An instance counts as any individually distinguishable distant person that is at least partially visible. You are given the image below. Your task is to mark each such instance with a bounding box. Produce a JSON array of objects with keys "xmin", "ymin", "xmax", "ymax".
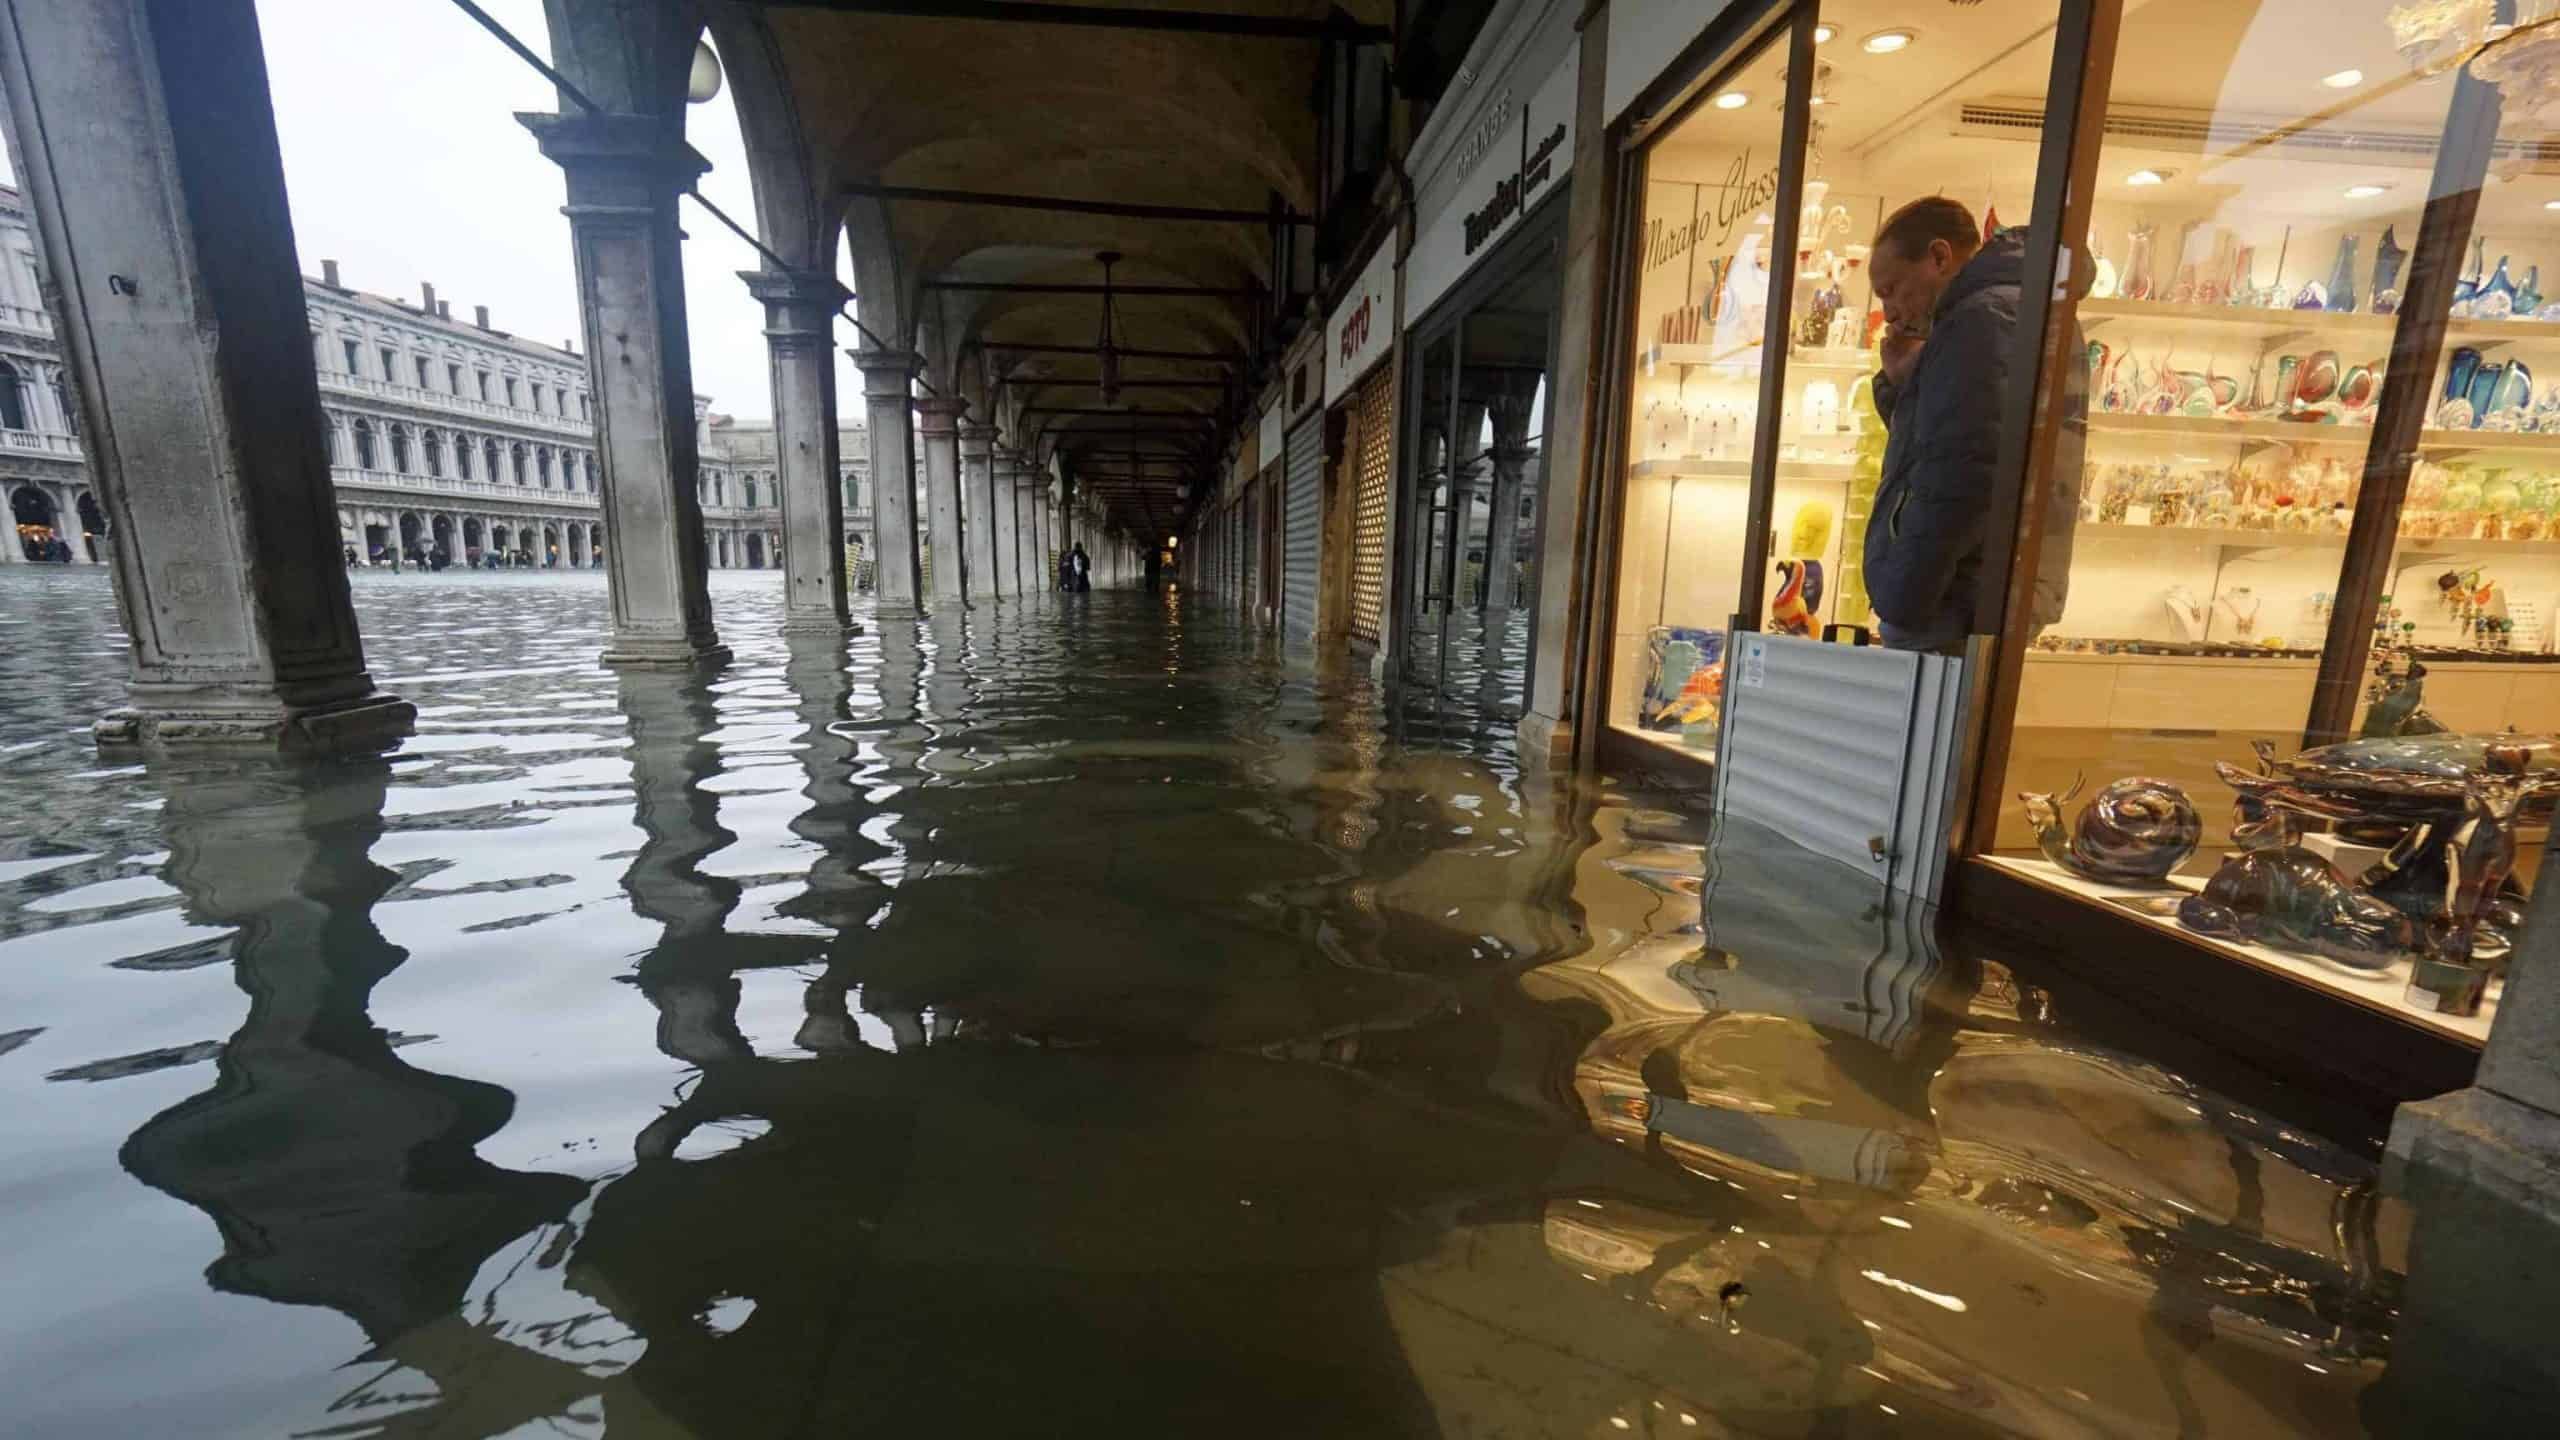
[
  {"xmin": 1057, "ymin": 549, "xmax": 1074, "ymax": 592},
  {"xmin": 1070, "ymin": 542, "xmax": 1091, "ymax": 593},
  {"xmin": 1864, "ymin": 195, "xmax": 2023, "ymax": 655},
  {"xmin": 1143, "ymin": 547, "xmax": 1162, "ymax": 592}
]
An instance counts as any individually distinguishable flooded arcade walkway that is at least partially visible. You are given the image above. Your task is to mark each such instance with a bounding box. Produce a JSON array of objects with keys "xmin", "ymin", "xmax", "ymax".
[{"xmin": 0, "ymin": 567, "xmax": 2526, "ymax": 1436}]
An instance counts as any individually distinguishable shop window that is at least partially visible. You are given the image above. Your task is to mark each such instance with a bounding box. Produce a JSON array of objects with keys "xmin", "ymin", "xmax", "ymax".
[{"xmin": 1979, "ymin": 0, "xmax": 2501, "ymax": 1040}]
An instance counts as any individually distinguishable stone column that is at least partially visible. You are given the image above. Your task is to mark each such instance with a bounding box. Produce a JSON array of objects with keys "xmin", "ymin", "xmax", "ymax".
[
  {"xmin": 855, "ymin": 348, "xmax": 921, "ymax": 616},
  {"xmin": 959, "ymin": 419, "xmax": 998, "ymax": 602},
  {"xmin": 743, "ymin": 268, "xmax": 854, "ymax": 636},
  {"xmin": 993, "ymin": 447, "xmax": 1025, "ymax": 600},
  {"xmin": 2390, "ymin": 871, "xmax": 2560, "ymax": 1215},
  {"xmin": 914, "ymin": 395, "xmax": 969, "ymax": 610},
  {"xmin": 519, "ymin": 109, "xmax": 726, "ymax": 669},
  {"xmin": 0, "ymin": 0, "xmax": 409, "ymax": 747}
]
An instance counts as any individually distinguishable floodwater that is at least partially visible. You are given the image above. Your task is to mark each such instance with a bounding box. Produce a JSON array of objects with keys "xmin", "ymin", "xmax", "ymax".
[{"xmin": 0, "ymin": 565, "xmax": 2542, "ymax": 1436}]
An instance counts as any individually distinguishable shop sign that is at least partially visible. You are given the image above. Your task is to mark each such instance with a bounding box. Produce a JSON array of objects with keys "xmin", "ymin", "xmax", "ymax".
[
  {"xmin": 1258, "ymin": 392, "xmax": 1285, "ymax": 462},
  {"xmin": 1325, "ymin": 243, "xmax": 1396, "ymax": 407},
  {"xmin": 1405, "ymin": 36, "xmax": 1579, "ymax": 321}
]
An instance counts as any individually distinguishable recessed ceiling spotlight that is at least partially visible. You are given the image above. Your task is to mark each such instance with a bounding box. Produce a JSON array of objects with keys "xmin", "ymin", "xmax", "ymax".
[
  {"xmin": 1814, "ymin": 23, "xmax": 1836, "ymax": 43},
  {"xmin": 1714, "ymin": 90, "xmax": 1750, "ymax": 110},
  {"xmin": 2126, "ymin": 168, "xmax": 2170, "ymax": 187},
  {"xmin": 2546, "ymin": 199, "xmax": 2560, "ymax": 210},
  {"xmin": 2322, "ymin": 68, "xmax": 2365, "ymax": 88},
  {"xmin": 2344, "ymin": 183, "xmax": 2390, "ymax": 198},
  {"xmin": 1862, "ymin": 29, "xmax": 1915, "ymax": 54}
]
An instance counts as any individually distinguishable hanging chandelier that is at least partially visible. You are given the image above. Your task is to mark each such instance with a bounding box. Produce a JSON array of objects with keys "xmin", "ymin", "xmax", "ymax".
[{"xmin": 1095, "ymin": 250, "xmax": 1124, "ymax": 408}]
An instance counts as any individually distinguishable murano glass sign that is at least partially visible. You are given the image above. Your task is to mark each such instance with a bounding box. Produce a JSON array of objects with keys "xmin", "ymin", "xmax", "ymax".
[{"xmin": 1645, "ymin": 147, "xmax": 1782, "ymax": 275}]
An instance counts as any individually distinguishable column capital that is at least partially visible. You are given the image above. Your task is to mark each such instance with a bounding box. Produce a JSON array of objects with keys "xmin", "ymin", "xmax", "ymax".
[
  {"xmin": 854, "ymin": 348, "xmax": 920, "ymax": 398},
  {"xmin": 517, "ymin": 111, "xmax": 708, "ymax": 199},
  {"xmin": 739, "ymin": 266, "xmax": 849, "ymax": 309},
  {"xmin": 958, "ymin": 418, "xmax": 995, "ymax": 458},
  {"xmin": 915, "ymin": 395, "xmax": 970, "ymax": 437}
]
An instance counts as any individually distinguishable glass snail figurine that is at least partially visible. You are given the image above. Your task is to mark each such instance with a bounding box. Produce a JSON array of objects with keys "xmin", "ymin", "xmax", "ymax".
[{"xmin": 2018, "ymin": 774, "xmax": 2203, "ymax": 884}]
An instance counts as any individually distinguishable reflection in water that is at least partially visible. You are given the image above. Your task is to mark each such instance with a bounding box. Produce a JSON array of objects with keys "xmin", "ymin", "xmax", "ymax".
[{"xmin": 0, "ymin": 566, "xmax": 2544, "ymax": 1433}]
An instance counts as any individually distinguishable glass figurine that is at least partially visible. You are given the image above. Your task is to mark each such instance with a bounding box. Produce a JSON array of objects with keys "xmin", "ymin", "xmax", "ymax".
[
  {"xmin": 2370, "ymin": 224, "xmax": 2407, "ymax": 315},
  {"xmin": 2324, "ymin": 233, "xmax": 2360, "ymax": 312}
]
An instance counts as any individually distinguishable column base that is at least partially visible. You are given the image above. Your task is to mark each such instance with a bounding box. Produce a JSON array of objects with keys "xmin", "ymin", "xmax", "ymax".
[
  {"xmin": 95, "ymin": 689, "xmax": 416, "ymax": 752},
  {"xmin": 2388, "ymin": 1085, "xmax": 2560, "ymax": 1219},
  {"xmin": 780, "ymin": 615, "xmax": 865, "ymax": 638},
  {"xmin": 870, "ymin": 603, "xmax": 921, "ymax": 622},
  {"xmin": 1515, "ymin": 709, "xmax": 1575, "ymax": 771},
  {"xmin": 598, "ymin": 634, "xmax": 733, "ymax": 670}
]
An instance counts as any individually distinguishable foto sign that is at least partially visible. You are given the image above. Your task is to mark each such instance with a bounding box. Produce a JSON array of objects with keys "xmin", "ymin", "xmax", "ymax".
[{"xmin": 1324, "ymin": 241, "xmax": 1396, "ymax": 407}]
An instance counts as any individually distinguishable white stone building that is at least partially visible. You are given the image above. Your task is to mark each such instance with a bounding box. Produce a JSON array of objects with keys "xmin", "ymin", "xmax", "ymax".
[{"xmin": 1, "ymin": 183, "xmax": 866, "ymax": 572}]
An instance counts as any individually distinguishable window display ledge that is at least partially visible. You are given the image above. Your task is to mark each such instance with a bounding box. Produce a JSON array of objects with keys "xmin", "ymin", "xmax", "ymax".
[{"xmin": 1979, "ymin": 854, "xmax": 2495, "ymax": 1046}]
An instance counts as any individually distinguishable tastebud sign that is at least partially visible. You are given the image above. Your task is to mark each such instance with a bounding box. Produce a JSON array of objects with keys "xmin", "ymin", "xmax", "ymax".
[
  {"xmin": 1325, "ymin": 242, "xmax": 1396, "ymax": 407},
  {"xmin": 1405, "ymin": 37, "xmax": 1580, "ymax": 321}
]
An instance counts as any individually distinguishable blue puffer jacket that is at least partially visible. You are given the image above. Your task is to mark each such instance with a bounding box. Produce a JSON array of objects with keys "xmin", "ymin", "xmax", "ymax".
[{"xmin": 1864, "ymin": 228, "xmax": 2026, "ymax": 654}]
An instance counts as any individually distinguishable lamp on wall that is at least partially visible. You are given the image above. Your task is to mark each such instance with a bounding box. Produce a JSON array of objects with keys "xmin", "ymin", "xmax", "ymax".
[
  {"xmin": 686, "ymin": 39, "xmax": 725, "ymax": 104},
  {"xmin": 1095, "ymin": 250, "xmax": 1125, "ymax": 408}
]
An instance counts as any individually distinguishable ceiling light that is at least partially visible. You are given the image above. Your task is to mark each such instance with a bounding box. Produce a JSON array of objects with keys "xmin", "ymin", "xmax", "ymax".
[
  {"xmin": 2344, "ymin": 183, "xmax": 2389, "ymax": 198},
  {"xmin": 1814, "ymin": 23, "xmax": 1836, "ymax": 43},
  {"xmin": 2126, "ymin": 168, "xmax": 2168, "ymax": 187},
  {"xmin": 1714, "ymin": 90, "xmax": 1750, "ymax": 110},
  {"xmin": 1862, "ymin": 29, "xmax": 1915, "ymax": 54},
  {"xmin": 2544, "ymin": 199, "xmax": 2560, "ymax": 210},
  {"xmin": 2322, "ymin": 68, "xmax": 2364, "ymax": 89},
  {"xmin": 1808, "ymin": 93, "xmax": 1828, "ymax": 105}
]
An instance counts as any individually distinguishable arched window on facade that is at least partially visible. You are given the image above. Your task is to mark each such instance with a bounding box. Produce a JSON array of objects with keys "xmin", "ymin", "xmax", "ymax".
[
  {"xmin": 511, "ymin": 443, "xmax": 528, "ymax": 486},
  {"xmin": 0, "ymin": 358, "xmax": 27, "ymax": 432},
  {"xmin": 319, "ymin": 414, "xmax": 337, "ymax": 465},
  {"xmin": 50, "ymin": 372, "xmax": 75, "ymax": 438},
  {"xmin": 536, "ymin": 449, "xmax": 553, "ymax": 489},
  {"xmin": 485, "ymin": 439, "xmax": 501, "ymax": 481},
  {"xmin": 424, "ymin": 430, "xmax": 444, "ymax": 477},
  {"xmin": 714, "ymin": 474, "xmax": 726, "ymax": 507},
  {"xmin": 585, "ymin": 455, "xmax": 598, "ymax": 493},
  {"xmin": 454, "ymin": 433, "xmax": 472, "ymax": 479},
  {"xmin": 389, "ymin": 424, "xmax": 411, "ymax": 473},
  {"xmin": 353, "ymin": 419, "xmax": 377, "ymax": 469}
]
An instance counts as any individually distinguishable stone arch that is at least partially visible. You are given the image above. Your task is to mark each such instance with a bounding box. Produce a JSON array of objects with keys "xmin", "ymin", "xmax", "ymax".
[
  {"xmin": 388, "ymin": 423, "xmax": 412, "ymax": 474},
  {"xmin": 510, "ymin": 442, "xmax": 529, "ymax": 486},
  {"xmin": 543, "ymin": 523, "xmax": 561, "ymax": 567},
  {"xmin": 462, "ymin": 515, "xmax": 485, "ymax": 555},
  {"xmin": 352, "ymin": 418, "xmax": 377, "ymax": 469},
  {"xmin": 396, "ymin": 512, "xmax": 423, "ymax": 558},
  {"xmin": 745, "ymin": 531, "xmax": 765, "ymax": 568},
  {"xmin": 429, "ymin": 513, "xmax": 454, "ymax": 559}
]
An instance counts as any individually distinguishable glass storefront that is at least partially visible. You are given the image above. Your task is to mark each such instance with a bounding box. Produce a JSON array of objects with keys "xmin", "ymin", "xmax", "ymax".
[
  {"xmin": 1396, "ymin": 199, "xmax": 1566, "ymax": 726},
  {"xmin": 1592, "ymin": 0, "xmax": 2541, "ymax": 1068},
  {"xmin": 1604, "ymin": 1, "xmax": 2060, "ymax": 771}
]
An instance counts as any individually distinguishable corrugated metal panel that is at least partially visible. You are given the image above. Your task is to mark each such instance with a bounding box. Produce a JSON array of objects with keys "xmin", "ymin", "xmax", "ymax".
[
  {"xmin": 1283, "ymin": 412, "xmax": 1322, "ymax": 642},
  {"xmin": 1715, "ymin": 634, "xmax": 1919, "ymax": 882},
  {"xmin": 1713, "ymin": 633, "xmax": 1970, "ymax": 900},
  {"xmin": 1241, "ymin": 476, "xmax": 1262, "ymax": 614},
  {"xmin": 1349, "ymin": 367, "xmax": 1393, "ymax": 645}
]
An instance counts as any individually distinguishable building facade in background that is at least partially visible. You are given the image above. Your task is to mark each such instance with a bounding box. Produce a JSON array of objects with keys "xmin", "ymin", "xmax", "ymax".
[{"xmin": 0, "ymin": 183, "xmax": 867, "ymax": 572}]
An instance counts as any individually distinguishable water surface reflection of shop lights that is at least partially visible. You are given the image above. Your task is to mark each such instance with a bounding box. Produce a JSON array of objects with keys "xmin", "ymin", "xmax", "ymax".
[{"xmin": 1858, "ymin": 1268, "xmax": 1968, "ymax": 1313}]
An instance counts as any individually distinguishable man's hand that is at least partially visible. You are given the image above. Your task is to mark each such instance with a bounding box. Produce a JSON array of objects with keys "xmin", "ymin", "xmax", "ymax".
[{"xmin": 1879, "ymin": 327, "xmax": 1925, "ymax": 387}]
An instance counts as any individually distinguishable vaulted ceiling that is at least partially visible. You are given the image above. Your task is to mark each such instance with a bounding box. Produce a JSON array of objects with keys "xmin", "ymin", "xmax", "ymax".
[{"xmin": 714, "ymin": 0, "xmax": 1395, "ymax": 538}]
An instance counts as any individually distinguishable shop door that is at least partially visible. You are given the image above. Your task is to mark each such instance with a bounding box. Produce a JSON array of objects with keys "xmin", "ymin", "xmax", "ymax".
[
  {"xmin": 1348, "ymin": 368, "xmax": 1393, "ymax": 647},
  {"xmin": 1394, "ymin": 213, "xmax": 1564, "ymax": 727},
  {"xmin": 1284, "ymin": 411, "xmax": 1324, "ymax": 642}
]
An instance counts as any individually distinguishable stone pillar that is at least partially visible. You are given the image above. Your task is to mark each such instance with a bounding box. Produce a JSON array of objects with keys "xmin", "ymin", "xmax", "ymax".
[
  {"xmin": 960, "ymin": 420, "xmax": 999, "ymax": 602},
  {"xmin": 519, "ymin": 109, "xmax": 726, "ymax": 669},
  {"xmin": 855, "ymin": 348, "xmax": 921, "ymax": 616},
  {"xmin": 0, "ymin": 0, "xmax": 409, "ymax": 748},
  {"xmin": 743, "ymin": 267, "xmax": 854, "ymax": 636},
  {"xmin": 993, "ymin": 447, "xmax": 1025, "ymax": 600},
  {"xmin": 915, "ymin": 395, "xmax": 969, "ymax": 610}
]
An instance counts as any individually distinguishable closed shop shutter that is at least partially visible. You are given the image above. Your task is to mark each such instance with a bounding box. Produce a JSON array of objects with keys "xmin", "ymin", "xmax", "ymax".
[
  {"xmin": 1349, "ymin": 366, "xmax": 1394, "ymax": 646},
  {"xmin": 1241, "ymin": 478, "xmax": 1261, "ymax": 614},
  {"xmin": 1283, "ymin": 411, "xmax": 1322, "ymax": 642}
]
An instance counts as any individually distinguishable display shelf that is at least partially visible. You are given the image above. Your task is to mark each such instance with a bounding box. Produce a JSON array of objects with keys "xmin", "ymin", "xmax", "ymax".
[
  {"xmin": 2079, "ymin": 298, "xmax": 2393, "ymax": 342},
  {"xmin": 2075, "ymin": 521, "xmax": 2347, "ymax": 550},
  {"xmin": 2415, "ymin": 427, "xmax": 2560, "ymax": 455},
  {"xmin": 1981, "ymin": 854, "xmax": 2495, "ymax": 1044},
  {"xmin": 1628, "ymin": 457, "xmax": 1859, "ymax": 483},
  {"xmin": 2444, "ymin": 315, "xmax": 2560, "ymax": 346},
  {"xmin": 2085, "ymin": 411, "xmax": 2373, "ymax": 446},
  {"xmin": 1641, "ymin": 341, "xmax": 1873, "ymax": 375}
]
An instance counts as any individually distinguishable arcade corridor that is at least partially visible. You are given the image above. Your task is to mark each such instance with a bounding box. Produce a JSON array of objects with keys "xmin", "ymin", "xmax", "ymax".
[{"xmin": 0, "ymin": 565, "xmax": 2538, "ymax": 1435}]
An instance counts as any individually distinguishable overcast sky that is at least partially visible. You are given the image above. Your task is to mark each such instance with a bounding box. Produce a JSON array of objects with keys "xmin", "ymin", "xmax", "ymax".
[{"xmin": 237, "ymin": 0, "xmax": 833, "ymax": 425}]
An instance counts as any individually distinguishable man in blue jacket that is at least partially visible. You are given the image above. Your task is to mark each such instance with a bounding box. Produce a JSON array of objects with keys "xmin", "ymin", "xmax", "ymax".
[{"xmin": 1864, "ymin": 196, "xmax": 2030, "ymax": 655}]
